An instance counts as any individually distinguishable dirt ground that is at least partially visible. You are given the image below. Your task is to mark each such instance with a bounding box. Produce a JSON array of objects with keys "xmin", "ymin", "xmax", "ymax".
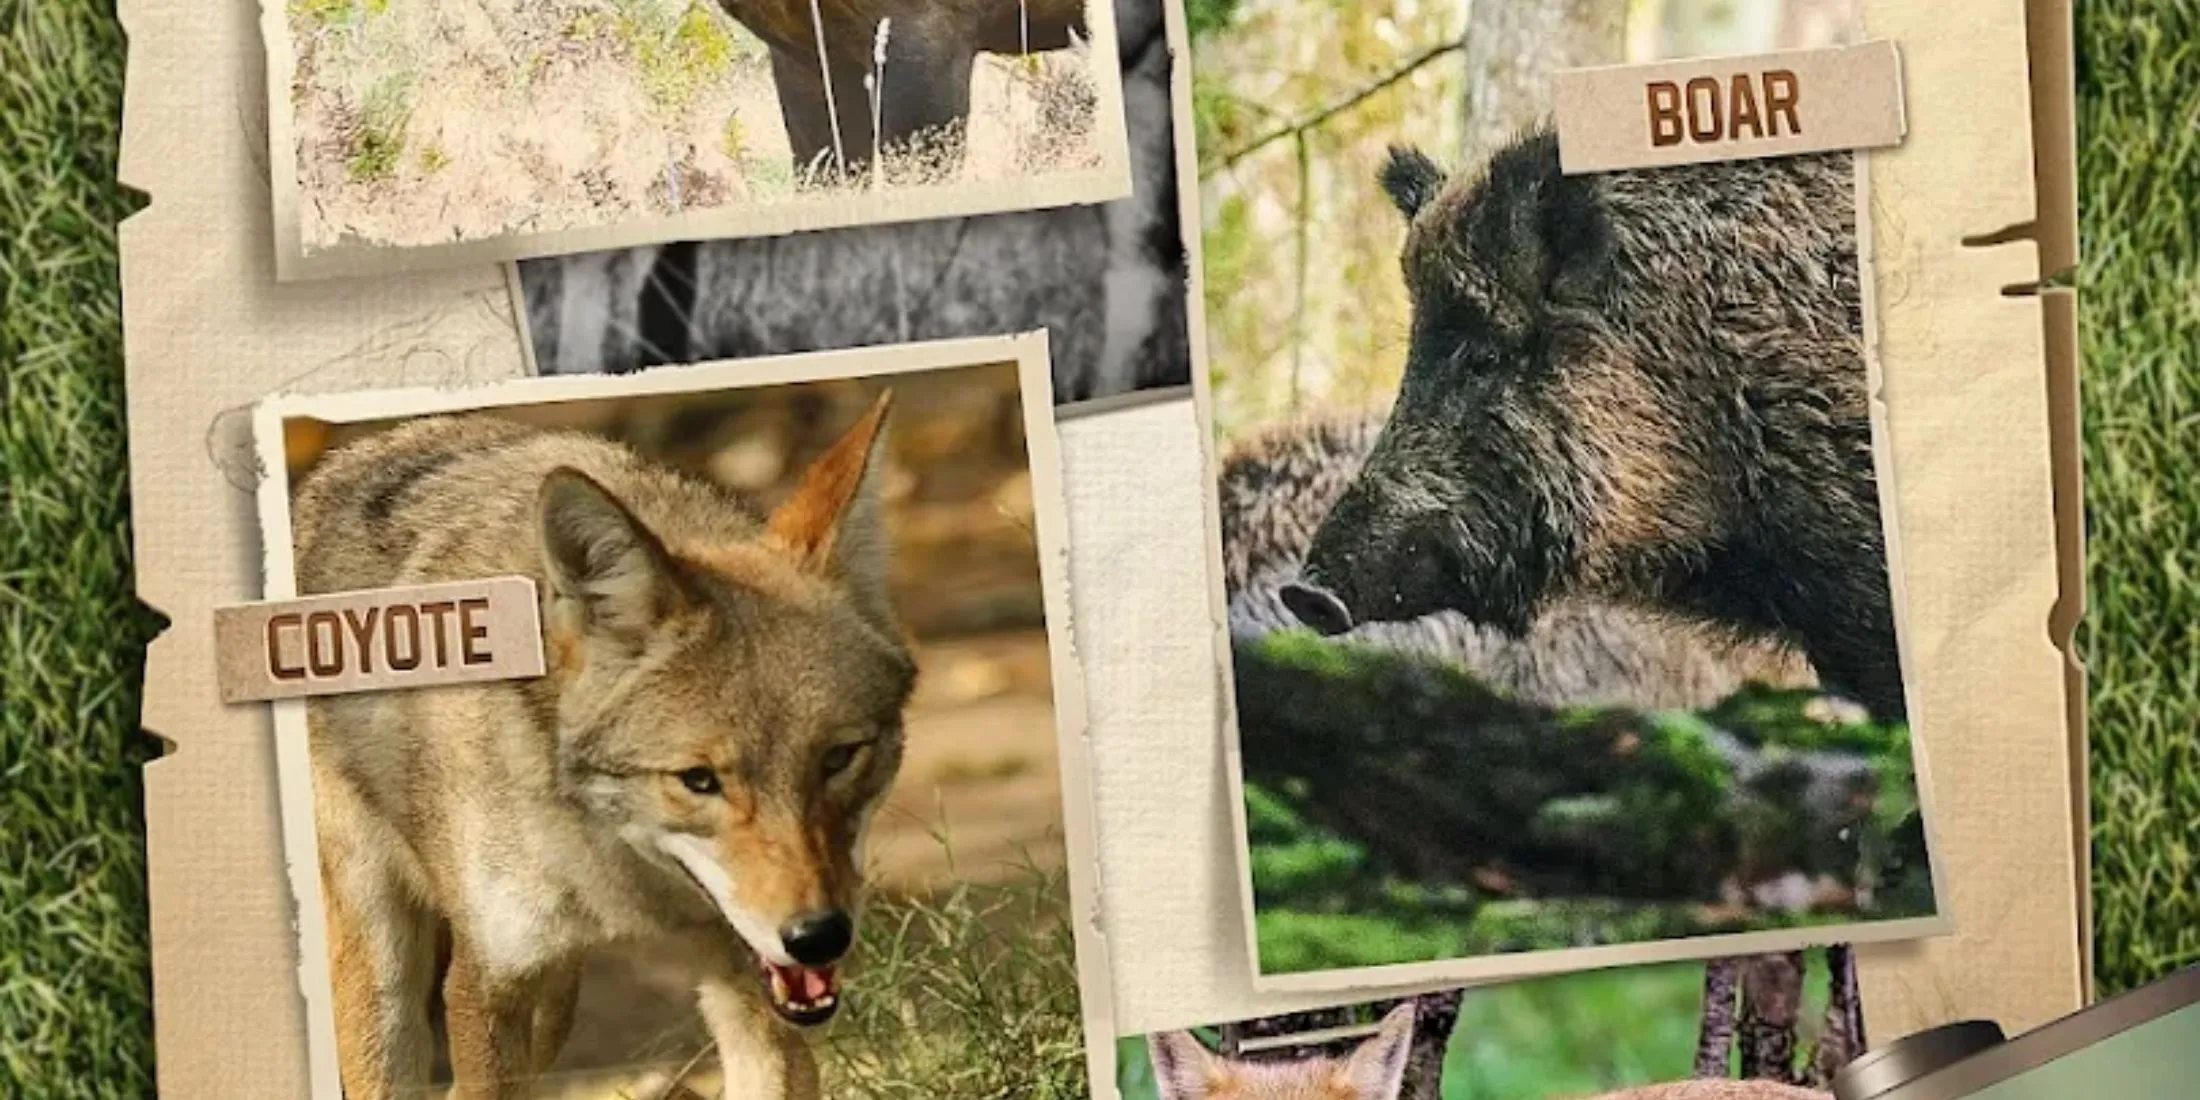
[{"xmin": 286, "ymin": 0, "xmax": 1109, "ymax": 251}]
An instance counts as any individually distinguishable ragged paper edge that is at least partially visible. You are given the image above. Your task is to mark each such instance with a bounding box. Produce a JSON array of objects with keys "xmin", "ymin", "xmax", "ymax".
[
  {"xmin": 259, "ymin": 0, "xmax": 1135, "ymax": 282},
  {"xmin": 243, "ymin": 333, "xmax": 1124, "ymax": 1098},
  {"xmin": 2021, "ymin": 0, "xmax": 2088, "ymax": 1005}
]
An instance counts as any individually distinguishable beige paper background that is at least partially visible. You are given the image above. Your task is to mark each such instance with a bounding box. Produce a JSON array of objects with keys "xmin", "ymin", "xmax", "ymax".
[
  {"xmin": 1553, "ymin": 40, "xmax": 1907, "ymax": 172},
  {"xmin": 261, "ymin": 0, "xmax": 1136, "ymax": 281},
  {"xmin": 121, "ymin": 0, "xmax": 2081, "ymax": 1093}
]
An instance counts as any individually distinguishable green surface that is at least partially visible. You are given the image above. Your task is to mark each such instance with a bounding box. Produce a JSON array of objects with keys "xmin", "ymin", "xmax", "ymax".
[
  {"xmin": 1, "ymin": 0, "xmax": 162, "ymax": 1095},
  {"xmin": 2075, "ymin": 0, "xmax": 2200, "ymax": 994},
  {"xmin": 0, "ymin": 0, "xmax": 2195, "ymax": 1095}
]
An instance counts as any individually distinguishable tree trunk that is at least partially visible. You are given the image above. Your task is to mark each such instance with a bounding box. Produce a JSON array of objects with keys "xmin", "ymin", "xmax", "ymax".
[
  {"xmin": 1459, "ymin": 0, "xmax": 1628, "ymax": 160},
  {"xmin": 1738, "ymin": 951, "xmax": 1806, "ymax": 1083},
  {"xmin": 1808, "ymin": 943, "xmax": 1868, "ymax": 1085},
  {"xmin": 1695, "ymin": 956, "xmax": 1741, "ymax": 1077}
]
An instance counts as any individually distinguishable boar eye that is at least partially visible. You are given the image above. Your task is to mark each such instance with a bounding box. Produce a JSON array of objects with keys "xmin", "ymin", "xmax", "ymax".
[
  {"xmin": 821, "ymin": 743, "xmax": 866, "ymax": 778},
  {"xmin": 676, "ymin": 766, "xmax": 722, "ymax": 795}
]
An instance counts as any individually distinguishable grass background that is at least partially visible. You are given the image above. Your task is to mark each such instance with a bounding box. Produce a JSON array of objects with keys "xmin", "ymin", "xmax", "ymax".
[{"xmin": 0, "ymin": 0, "xmax": 2193, "ymax": 1096}]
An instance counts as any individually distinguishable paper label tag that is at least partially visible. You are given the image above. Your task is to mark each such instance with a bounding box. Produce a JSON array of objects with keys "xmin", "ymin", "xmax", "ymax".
[
  {"xmin": 214, "ymin": 577, "xmax": 546, "ymax": 703},
  {"xmin": 1554, "ymin": 40, "xmax": 1906, "ymax": 174}
]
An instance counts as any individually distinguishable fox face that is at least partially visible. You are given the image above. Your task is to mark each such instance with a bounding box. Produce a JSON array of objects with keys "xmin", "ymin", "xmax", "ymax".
[
  {"xmin": 535, "ymin": 394, "xmax": 915, "ymax": 1028},
  {"xmin": 1149, "ymin": 1003, "xmax": 1415, "ymax": 1100}
]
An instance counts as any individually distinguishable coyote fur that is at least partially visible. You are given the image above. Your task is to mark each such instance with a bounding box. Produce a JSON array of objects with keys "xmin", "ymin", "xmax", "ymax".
[
  {"xmin": 1148, "ymin": 1003, "xmax": 1830, "ymax": 1100},
  {"xmin": 292, "ymin": 394, "xmax": 912, "ymax": 1100}
]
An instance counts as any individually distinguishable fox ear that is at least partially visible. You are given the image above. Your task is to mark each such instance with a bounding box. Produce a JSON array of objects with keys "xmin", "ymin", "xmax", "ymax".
[
  {"xmin": 1381, "ymin": 146, "xmax": 1445, "ymax": 218},
  {"xmin": 1337, "ymin": 1003, "xmax": 1416, "ymax": 1100},
  {"xmin": 537, "ymin": 467, "xmax": 682, "ymax": 641},
  {"xmin": 1149, "ymin": 1031, "xmax": 1225, "ymax": 1100},
  {"xmin": 768, "ymin": 391, "xmax": 894, "ymax": 618}
]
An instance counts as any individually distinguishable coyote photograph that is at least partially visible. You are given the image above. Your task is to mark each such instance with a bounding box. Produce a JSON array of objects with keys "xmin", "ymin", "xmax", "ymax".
[
  {"xmin": 270, "ymin": 0, "xmax": 1131, "ymax": 272},
  {"xmin": 1120, "ymin": 948, "xmax": 1866, "ymax": 1100},
  {"xmin": 1192, "ymin": 0, "xmax": 1941, "ymax": 982},
  {"xmin": 251, "ymin": 343, "xmax": 1105, "ymax": 1099}
]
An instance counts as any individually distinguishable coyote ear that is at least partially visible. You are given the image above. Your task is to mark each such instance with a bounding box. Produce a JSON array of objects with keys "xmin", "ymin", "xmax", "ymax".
[
  {"xmin": 537, "ymin": 468, "xmax": 682, "ymax": 641},
  {"xmin": 768, "ymin": 391, "xmax": 894, "ymax": 617},
  {"xmin": 1380, "ymin": 146, "xmax": 1445, "ymax": 218},
  {"xmin": 1337, "ymin": 1003, "xmax": 1416, "ymax": 1100},
  {"xmin": 1148, "ymin": 1030, "xmax": 1226, "ymax": 1100}
]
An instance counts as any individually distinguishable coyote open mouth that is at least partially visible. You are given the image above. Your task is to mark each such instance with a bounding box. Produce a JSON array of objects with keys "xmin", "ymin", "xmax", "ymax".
[{"xmin": 762, "ymin": 960, "xmax": 841, "ymax": 1026}]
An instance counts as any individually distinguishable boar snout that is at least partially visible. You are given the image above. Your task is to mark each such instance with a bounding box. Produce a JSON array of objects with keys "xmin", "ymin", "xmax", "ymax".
[{"xmin": 1280, "ymin": 581, "xmax": 1355, "ymax": 636}]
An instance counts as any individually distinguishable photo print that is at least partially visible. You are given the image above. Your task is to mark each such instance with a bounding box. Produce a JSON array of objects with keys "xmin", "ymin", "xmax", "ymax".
[
  {"xmin": 1117, "ymin": 947, "xmax": 1868, "ymax": 1100},
  {"xmin": 514, "ymin": 0, "xmax": 1192, "ymax": 406},
  {"xmin": 246, "ymin": 336, "xmax": 1115, "ymax": 1099},
  {"xmin": 266, "ymin": 0, "xmax": 1133, "ymax": 277},
  {"xmin": 1194, "ymin": 0, "xmax": 1945, "ymax": 987}
]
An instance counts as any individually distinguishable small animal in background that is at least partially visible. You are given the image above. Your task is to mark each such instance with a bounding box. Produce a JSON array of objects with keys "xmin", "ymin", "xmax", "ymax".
[{"xmin": 1147, "ymin": 1003, "xmax": 1416, "ymax": 1100}]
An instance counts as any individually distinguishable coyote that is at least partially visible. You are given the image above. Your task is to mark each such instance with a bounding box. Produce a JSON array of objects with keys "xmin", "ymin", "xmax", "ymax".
[
  {"xmin": 292, "ymin": 394, "xmax": 912, "ymax": 1100},
  {"xmin": 1146, "ymin": 1002, "xmax": 1831, "ymax": 1100}
]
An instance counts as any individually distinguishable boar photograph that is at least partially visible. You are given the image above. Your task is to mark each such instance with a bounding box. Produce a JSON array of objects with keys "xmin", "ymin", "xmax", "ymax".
[
  {"xmin": 1194, "ymin": 0, "xmax": 1942, "ymax": 981},
  {"xmin": 252, "ymin": 346, "xmax": 1110, "ymax": 1099},
  {"xmin": 516, "ymin": 0, "xmax": 1190, "ymax": 405},
  {"xmin": 1118, "ymin": 947, "xmax": 1866, "ymax": 1100},
  {"xmin": 269, "ymin": 0, "xmax": 1132, "ymax": 275}
]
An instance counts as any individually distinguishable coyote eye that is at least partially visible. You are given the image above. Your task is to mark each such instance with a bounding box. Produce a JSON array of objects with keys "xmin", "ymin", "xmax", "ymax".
[
  {"xmin": 676, "ymin": 766, "xmax": 722, "ymax": 795},
  {"xmin": 821, "ymin": 743, "xmax": 864, "ymax": 778}
]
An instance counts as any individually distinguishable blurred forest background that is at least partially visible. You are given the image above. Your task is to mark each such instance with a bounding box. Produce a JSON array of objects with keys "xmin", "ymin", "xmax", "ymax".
[
  {"xmin": 281, "ymin": 363, "xmax": 1091, "ymax": 1098},
  {"xmin": 1190, "ymin": 0, "xmax": 1854, "ymax": 442},
  {"xmin": 1115, "ymin": 949, "xmax": 1853, "ymax": 1100}
]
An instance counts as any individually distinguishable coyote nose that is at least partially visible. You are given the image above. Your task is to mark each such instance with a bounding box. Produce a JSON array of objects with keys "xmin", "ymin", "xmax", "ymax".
[
  {"xmin": 780, "ymin": 910, "xmax": 854, "ymax": 966},
  {"xmin": 1281, "ymin": 582, "xmax": 1354, "ymax": 636}
]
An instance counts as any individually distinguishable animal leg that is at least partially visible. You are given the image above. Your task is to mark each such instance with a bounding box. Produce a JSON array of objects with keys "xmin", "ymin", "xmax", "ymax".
[
  {"xmin": 320, "ymin": 816, "xmax": 438, "ymax": 1099},
  {"xmin": 527, "ymin": 960, "xmax": 582, "ymax": 1074},
  {"xmin": 698, "ymin": 974, "xmax": 821, "ymax": 1100},
  {"xmin": 441, "ymin": 938, "xmax": 547, "ymax": 1100},
  {"xmin": 769, "ymin": 49, "xmax": 876, "ymax": 179}
]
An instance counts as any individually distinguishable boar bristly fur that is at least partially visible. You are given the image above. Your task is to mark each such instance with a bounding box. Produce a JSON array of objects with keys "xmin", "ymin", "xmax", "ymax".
[{"xmin": 1286, "ymin": 129, "xmax": 1903, "ymax": 722}]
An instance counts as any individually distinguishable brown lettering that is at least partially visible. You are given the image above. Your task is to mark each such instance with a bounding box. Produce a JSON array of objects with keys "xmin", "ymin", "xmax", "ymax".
[
  {"xmin": 1684, "ymin": 77, "xmax": 1723, "ymax": 144},
  {"xmin": 385, "ymin": 604, "xmax": 421, "ymax": 671},
  {"xmin": 267, "ymin": 613, "xmax": 306, "ymax": 681},
  {"xmin": 306, "ymin": 611, "xmax": 345, "ymax": 677},
  {"xmin": 421, "ymin": 601, "xmax": 457, "ymax": 667},
  {"xmin": 341, "ymin": 607, "xmax": 379, "ymax": 675},
  {"xmin": 1646, "ymin": 81, "xmax": 1683, "ymax": 147},
  {"xmin": 1764, "ymin": 69, "xmax": 1800, "ymax": 135},
  {"xmin": 1728, "ymin": 73, "xmax": 1763, "ymax": 139},
  {"xmin": 459, "ymin": 598, "xmax": 493, "ymax": 666}
]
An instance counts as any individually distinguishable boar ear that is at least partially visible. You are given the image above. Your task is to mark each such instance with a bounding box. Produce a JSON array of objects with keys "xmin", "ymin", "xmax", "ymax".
[
  {"xmin": 1380, "ymin": 146, "xmax": 1445, "ymax": 218},
  {"xmin": 1535, "ymin": 167, "xmax": 1612, "ymax": 294},
  {"xmin": 537, "ymin": 468, "xmax": 685, "ymax": 641},
  {"xmin": 1148, "ymin": 1030, "xmax": 1226, "ymax": 1100},
  {"xmin": 768, "ymin": 391, "xmax": 894, "ymax": 618},
  {"xmin": 1337, "ymin": 1003, "xmax": 1416, "ymax": 1100}
]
